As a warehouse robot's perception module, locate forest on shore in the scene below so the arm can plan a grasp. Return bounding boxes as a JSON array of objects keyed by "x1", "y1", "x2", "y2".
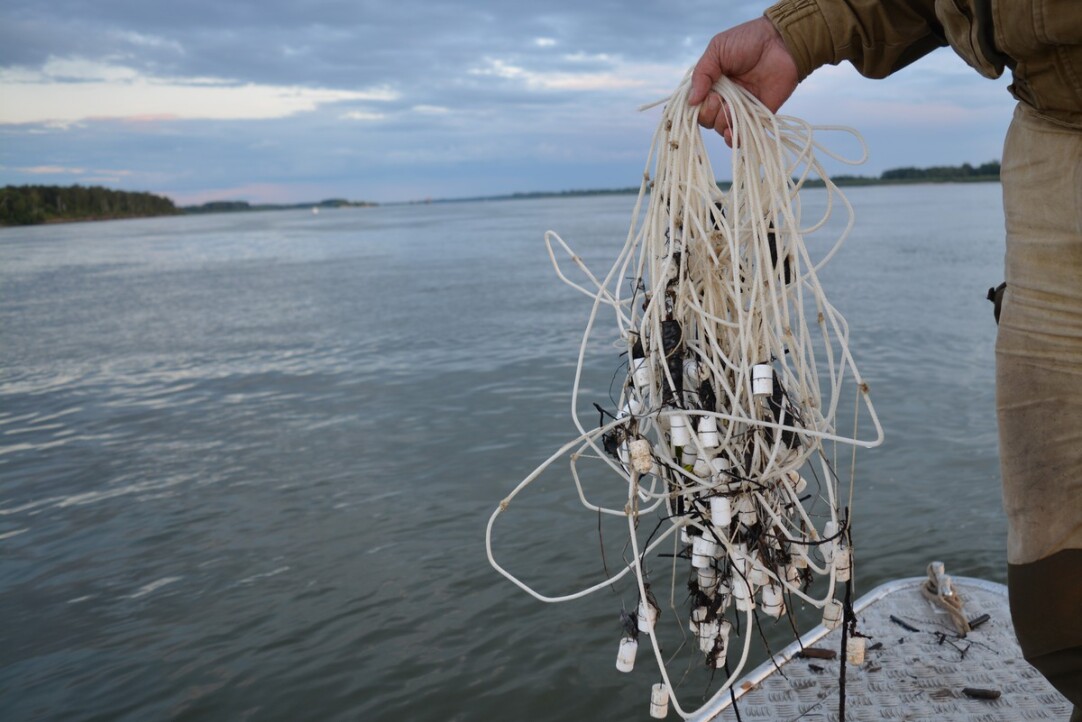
[
  {"x1": 181, "y1": 198, "x2": 377, "y2": 214},
  {"x1": 0, "y1": 185, "x2": 379, "y2": 226},
  {"x1": 0, "y1": 185, "x2": 180, "y2": 226},
  {"x1": 434, "y1": 161, "x2": 1002, "y2": 203},
  {"x1": 1, "y1": 161, "x2": 1001, "y2": 226},
  {"x1": 832, "y1": 160, "x2": 1001, "y2": 185}
]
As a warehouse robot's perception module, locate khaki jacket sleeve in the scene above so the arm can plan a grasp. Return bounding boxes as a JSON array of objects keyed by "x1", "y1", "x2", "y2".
[{"x1": 765, "y1": 0, "x2": 947, "y2": 81}]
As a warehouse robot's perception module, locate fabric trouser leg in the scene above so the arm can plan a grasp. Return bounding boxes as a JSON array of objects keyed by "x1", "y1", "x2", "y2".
[
  {"x1": 1008, "y1": 550, "x2": 1082, "y2": 710},
  {"x1": 997, "y1": 102, "x2": 1082, "y2": 711}
]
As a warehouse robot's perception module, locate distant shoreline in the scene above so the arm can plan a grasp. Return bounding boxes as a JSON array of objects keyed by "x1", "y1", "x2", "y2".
[
  {"x1": 1, "y1": 164, "x2": 1001, "y2": 226},
  {"x1": 413, "y1": 174, "x2": 1001, "y2": 206}
]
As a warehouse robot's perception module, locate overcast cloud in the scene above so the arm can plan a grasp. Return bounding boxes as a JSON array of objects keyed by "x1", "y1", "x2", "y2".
[{"x1": 0, "y1": 1, "x2": 1015, "y2": 204}]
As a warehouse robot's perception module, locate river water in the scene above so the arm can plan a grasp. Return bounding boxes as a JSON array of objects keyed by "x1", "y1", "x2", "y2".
[{"x1": 0, "y1": 184, "x2": 1006, "y2": 721}]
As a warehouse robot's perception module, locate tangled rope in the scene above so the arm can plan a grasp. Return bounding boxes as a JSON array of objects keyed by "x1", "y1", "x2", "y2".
[
  {"x1": 921, "y1": 561, "x2": 970, "y2": 635},
  {"x1": 486, "y1": 71, "x2": 883, "y2": 719}
]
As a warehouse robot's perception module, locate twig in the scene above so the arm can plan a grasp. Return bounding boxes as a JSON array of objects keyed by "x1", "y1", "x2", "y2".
[{"x1": 889, "y1": 615, "x2": 920, "y2": 632}]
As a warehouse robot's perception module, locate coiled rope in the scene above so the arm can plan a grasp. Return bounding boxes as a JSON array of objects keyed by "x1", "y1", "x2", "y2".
[
  {"x1": 921, "y1": 560, "x2": 970, "y2": 635},
  {"x1": 486, "y1": 71, "x2": 883, "y2": 719}
]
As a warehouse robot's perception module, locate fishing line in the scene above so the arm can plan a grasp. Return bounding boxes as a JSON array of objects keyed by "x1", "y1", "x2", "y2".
[{"x1": 486, "y1": 70, "x2": 883, "y2": 719}]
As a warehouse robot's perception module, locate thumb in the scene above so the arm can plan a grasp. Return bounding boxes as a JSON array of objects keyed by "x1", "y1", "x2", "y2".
[{"x1": 688, "y1": 51, "x2": 722, "y2": 105}]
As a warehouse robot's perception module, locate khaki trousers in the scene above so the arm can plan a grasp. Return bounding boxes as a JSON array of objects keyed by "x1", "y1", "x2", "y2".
[{"x1": 997, "y1": 102, "x2": 1082, "y2": 711}]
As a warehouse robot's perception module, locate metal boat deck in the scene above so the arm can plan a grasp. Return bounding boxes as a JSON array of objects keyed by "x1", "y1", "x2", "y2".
[{"x1": 691, "y1": 576, "x2": 1072, "y2": 721}]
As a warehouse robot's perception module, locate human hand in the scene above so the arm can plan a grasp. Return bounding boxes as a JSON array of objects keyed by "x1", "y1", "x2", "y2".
[{"x1": 688, "y1": 17, "x2": 799, "y2": 145}]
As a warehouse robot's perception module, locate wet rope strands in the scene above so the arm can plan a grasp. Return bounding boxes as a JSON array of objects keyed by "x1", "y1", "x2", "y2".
[{"x1": 486, "y1": 72, "x2": 884, "y2": 719}]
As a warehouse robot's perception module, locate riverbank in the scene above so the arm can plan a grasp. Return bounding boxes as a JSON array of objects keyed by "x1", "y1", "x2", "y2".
[
  {"x1": 1, "y1": 162, "x2": 1000, "y2": 225},
  {"x1": 424, "y1": 173, "x2": 1001, "y2": 205}
]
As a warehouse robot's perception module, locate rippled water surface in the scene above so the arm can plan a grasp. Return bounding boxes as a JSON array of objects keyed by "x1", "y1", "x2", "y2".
[{"x1": 0, "y1": 185, "x2": 1006, "y2": 721}]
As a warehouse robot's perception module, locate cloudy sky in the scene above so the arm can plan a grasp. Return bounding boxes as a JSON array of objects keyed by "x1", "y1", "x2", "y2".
[{"x1": 1, "y1": 1, "x2": 1016, "y2": 205}]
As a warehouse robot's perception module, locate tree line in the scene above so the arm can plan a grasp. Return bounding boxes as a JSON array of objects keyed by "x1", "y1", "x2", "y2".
[
  {"x1": 880, "y1": 160, "x2": 1000, "y2": 181},
  {"x1": 1, "y1": 164, "x2": 1002, "y2": 227},
  {"x1": 0, "y1": 185, "x2": 179, "y2": 226},
  {"x1": 182, "y1": 198, "x2": 377, "y2": 214}
]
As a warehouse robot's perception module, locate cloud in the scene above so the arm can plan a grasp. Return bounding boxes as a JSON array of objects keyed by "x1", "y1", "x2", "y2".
[
  {"x1": 340, "y1": 110, "x2": 386, "y2": 122},
  {"x1": 12, "y1": 164, "x2": 135, "y2": 177},
  {"x1": 2, "y1": 163, "x2": 137, "y2": 187},
  {"x1": 468, "y1": 57, "x2": 640, "y2": 91},
  {"x1": 789, "y1": 48, "x2": 1014, "y2": 130},
  {"x1": 16, "y1": 165, "x2": 87, "y2": 175},
  {"x1": 0, "y1": 58, "x2": 399, "y2": 125},
  {"x1": 561, "y1": 51, "x2": 616, "y2": 64},
  {"x1": 467, "y1": 55, "x2": 682, "y2": 94},
  {"x1": 0, "y1": 0, "x2": 1020, "y2": 203},
  {"x1": 117, "y1": 31, "x2": 185, "y2": 53},
  {"x1": 412, "y1": 105, "x2": 451, "y2": 115}
]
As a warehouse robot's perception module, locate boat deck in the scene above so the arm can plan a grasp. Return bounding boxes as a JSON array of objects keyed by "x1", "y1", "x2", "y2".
[{"x1": 692, "y1": 576, "x2": 1072, "y2": 721}]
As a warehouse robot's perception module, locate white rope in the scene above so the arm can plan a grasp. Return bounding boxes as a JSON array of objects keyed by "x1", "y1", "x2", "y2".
[{"x1": 486, "y1": 70, "x2": 883, "y2": 719}]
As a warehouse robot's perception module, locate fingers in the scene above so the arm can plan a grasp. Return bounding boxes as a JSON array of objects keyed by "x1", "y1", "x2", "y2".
[
  {"x1": 688, "y1": 72, "x2": 711, "y2": 107},
  {"x1": 685, "y1": 17, "x2": 799, "y2": 142},
  {"x1": 696, "y1": 93, "x2": 723, "y2": 131},
  {"x1": 695, "y1": 93, "x2": 733, "y2": 146},
  {"x1": 688, "y1": 46, "x2": 721, "y2": 106}
]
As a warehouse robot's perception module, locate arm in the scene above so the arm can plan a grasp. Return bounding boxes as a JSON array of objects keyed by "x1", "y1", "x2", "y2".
[
  {"x1": 690, "y1": 0, "x2": 947, "y2": 140},
  {"x1": 767, "y1": 0, "x2": 945, "y2": 82}
]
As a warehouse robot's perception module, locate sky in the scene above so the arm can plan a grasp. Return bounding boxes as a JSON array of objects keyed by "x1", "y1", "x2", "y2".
[{"x1": 0, "y1": 1, "x2": 1017, "y2": 205}]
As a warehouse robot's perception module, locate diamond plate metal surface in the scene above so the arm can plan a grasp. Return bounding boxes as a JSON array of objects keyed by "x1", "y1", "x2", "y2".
[{"x1": 692, "y1": 577, "x2": 1073, "y2": 721}]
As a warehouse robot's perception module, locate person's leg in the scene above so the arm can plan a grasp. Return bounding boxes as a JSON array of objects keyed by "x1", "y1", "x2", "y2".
[
  {"x1": 997, "y1": 103, "x2": 1082, "y2": 711},
  {"x1": 1008, "y1": 550, "x2": 1082, "y2": 709}
]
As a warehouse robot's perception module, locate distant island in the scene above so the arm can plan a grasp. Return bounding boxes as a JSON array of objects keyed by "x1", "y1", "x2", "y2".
[
  {"x1": 1, "y1": 161, "x2": 1000, "y2": 226},
  {"x1": 181, "y1": 198, "x2": 378, "y2": 214}
]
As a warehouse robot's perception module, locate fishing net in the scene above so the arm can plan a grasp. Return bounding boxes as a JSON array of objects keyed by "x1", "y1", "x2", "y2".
[{"x1": 487, "y1": 71, "x2": 883, "y2": 719}]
